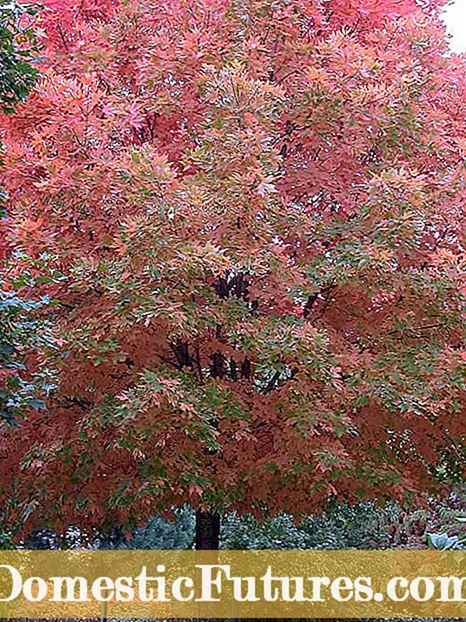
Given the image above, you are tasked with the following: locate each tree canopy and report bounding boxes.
[1,0,466,536]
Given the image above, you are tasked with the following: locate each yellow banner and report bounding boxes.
[1,550,466,618]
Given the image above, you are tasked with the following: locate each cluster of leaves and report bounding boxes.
[427,531,466,550]
[0,0,39,213]
[0,284,52,423]
[0,251,58,426]
[221,505,404,550]
[0,0,39,115]
[221,494,466,551]
[426,491,466,550]
[116,508,195,551]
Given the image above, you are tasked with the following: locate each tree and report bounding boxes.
[0,0,49,430]
[1,0,466,548]
[0,0,38,115]
[0,0,39,215]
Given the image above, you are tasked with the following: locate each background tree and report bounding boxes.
[0,0,38,113]
[1,0,466,548]
[0,0,38,215]
[0,0,49,430]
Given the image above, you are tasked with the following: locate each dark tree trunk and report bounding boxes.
[195,510,220,550]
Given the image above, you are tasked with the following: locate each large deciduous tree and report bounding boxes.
[1,0,466,547]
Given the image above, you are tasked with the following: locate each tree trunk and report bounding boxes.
[194,511,220,621]
[195,510,220,550]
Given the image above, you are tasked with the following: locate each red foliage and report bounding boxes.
[1,0,466,533]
